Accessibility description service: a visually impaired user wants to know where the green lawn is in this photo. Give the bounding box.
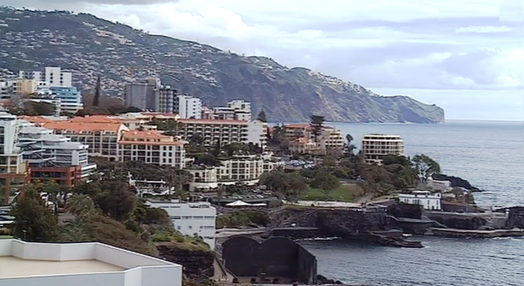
[0,235,13,240]
[300,184,364,202]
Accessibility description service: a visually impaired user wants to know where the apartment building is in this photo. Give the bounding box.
[148,200,217,249]
[202,100,252,121]
[361,134,405,164]
[283,124,344,153]
[50,86,83,113]
[188,155,284,192]
[19,67,73,87]
[18,124,97,184]
[0,239,182,286]
[158,86,177,113]
[124,78,161,111]
[175,95,202,119]
[0,112,28,194]
[117,130,186,169]
[40,122,129,161]
[176,119,267,148]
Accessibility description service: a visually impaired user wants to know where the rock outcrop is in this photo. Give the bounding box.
[433,174,483,192]
[156,243,214,280]
[0,7,445,123]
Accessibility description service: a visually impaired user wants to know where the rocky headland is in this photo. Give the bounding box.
[0,7,444,123]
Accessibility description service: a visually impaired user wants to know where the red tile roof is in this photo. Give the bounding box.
[178,118,248,124]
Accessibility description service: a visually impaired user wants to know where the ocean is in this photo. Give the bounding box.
[299,120,524,286]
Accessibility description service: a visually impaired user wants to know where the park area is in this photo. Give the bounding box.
[299,183,364,202]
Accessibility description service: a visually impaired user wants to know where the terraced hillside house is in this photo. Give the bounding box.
[39,122,129,161]
[361,134,405,164]
[0,239,182,286]
[283,124,344,154]
[117,130,187,169]
[176,119,268,149]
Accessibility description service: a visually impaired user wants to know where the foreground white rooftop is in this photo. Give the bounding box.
[0,239,182,286]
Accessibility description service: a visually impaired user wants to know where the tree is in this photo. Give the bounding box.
[194,154,221,166]
[412,154,441,184]
[309,171,341,199]
[93,76,101,107]
[257,109,267,122]
[66,194,95,220]
[259,170,307,201]
[10,185,59,242]
[310,115,325,142]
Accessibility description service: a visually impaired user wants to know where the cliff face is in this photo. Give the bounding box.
[156,244,214,279]
[0,7,444,123]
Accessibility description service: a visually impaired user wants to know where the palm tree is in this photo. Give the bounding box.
[65,194,95,220]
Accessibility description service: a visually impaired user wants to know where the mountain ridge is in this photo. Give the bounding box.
[0,7,445,123]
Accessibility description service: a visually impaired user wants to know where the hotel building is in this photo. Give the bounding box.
[361,134,405,164]
[176,119,267,148]
[283,124,344,154]
[148,200,217,249]
[40,122,129,161]
[0,239,182,286]
[117,130,187,169]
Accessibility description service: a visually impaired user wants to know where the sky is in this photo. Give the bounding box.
[4,0,524,121]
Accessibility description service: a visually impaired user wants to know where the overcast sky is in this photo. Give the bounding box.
[4,0,524,120]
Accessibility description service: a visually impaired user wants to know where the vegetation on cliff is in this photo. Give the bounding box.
[0,7,444,123]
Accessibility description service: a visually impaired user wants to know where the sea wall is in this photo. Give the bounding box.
[425,212,487,230]
[506,207,524,228]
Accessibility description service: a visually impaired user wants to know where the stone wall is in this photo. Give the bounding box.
[156,244,214,280]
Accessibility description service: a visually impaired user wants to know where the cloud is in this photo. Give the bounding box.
[456,26,513,33]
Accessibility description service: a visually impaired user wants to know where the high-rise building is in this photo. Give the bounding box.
[124,78,161,111]
[361,134,405,164]
[158,86,177,113]
[174,95,202,119]
[227,100,251,121]
[0,112,28,194]
[19,67,72,87]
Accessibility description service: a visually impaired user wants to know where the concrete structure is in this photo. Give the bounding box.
[361,134,404,164]
[117,130,187,169]
[176,119,267,148]
[0,112,28,193]
[157,86,177,114]
[148,200,217,249]
[50,86,83,114]
[0,239,182,286]
[174,95,202,119]
[427,178,452,191]
[124,78,161,111]
[398,191,442,210]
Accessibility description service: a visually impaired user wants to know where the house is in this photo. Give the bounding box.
[398,191,442,210]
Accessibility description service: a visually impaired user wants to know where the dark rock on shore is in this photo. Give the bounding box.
[269,206,421,247]
[433,174,483,192]
[426,212,488,230]
[317,274,343,284]
[503,207,524,229]
[156,243,214,280]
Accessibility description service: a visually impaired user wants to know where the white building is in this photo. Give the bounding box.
[18,125,97,178]
[227,100,251,121]
[0,112,27,192]
[148,200,217,249]
[398,191,441,210]
[20,67,72,87]
[361,134,405,164]
[174,95,202,119]
[0,239,182,286]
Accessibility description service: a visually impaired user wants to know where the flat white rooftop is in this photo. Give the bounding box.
[0,256,124,278]
[0,239,182,286]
